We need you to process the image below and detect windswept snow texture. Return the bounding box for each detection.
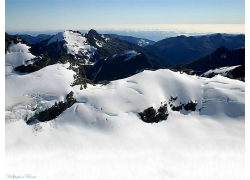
[121,50,141,61]
[5,66,245,180]
[48,31,97,64]
[201,65,240,77]
[5,41,36,73]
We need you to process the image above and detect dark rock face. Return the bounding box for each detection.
[86,52,152,83]
[144,34,245,65]
[230,63,245,81]
[26,91,77,124]
[139,102,169,123]
[5,32,11,54]
[31,40,66,60]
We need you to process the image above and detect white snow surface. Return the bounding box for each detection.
[202,65,240,77]
[5,41,36,73]
[5,65,245,180]
[47,31,97,64]
[138,39,150,46]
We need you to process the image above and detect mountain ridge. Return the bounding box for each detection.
[144,33,245,65]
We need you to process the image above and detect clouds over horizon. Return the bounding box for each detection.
[6,24,245,41]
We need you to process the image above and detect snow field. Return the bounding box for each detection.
[5,62,245,180]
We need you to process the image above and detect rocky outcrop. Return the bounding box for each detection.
[67,62,94,89]
[139,102,169,123]
[169,96,197,111]
[26,91,76,124]
[230,63,245,82]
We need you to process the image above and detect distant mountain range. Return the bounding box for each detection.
[7,32,245,68]
[5,30,245,83]
[9,34,51,44]
[109,34,155,47]
[144,33,245,65]
[173,46,244,74]
[6,30,173,85]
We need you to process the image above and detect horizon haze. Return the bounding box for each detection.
[5,0,245,41]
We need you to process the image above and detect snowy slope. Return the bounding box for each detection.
[5,65,245,180]
[5,63,75,117]
[5,41,36,74]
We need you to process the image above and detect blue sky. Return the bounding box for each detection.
[5,0,245,32]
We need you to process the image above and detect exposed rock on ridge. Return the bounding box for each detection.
[26,91,77,124]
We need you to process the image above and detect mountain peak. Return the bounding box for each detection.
[88,29,99,36]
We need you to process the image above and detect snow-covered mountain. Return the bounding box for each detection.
[5,31,245,180]
[31,30,98,64]
[9,30,173,83]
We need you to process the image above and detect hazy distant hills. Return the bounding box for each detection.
[144,33,245,65]
[109,34,155,47]
[9,34,51,44]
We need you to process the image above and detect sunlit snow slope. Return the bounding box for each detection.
[5,62,245,180]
